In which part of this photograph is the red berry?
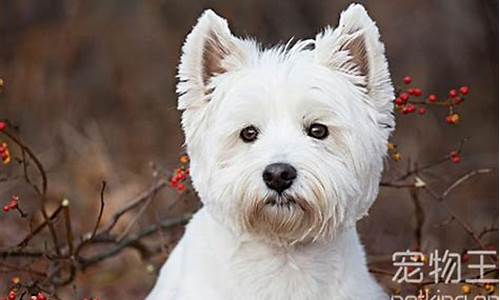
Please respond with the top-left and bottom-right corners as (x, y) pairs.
(459, 86), (469, 95)
(36, 292), (47, 300)
(8, 200), (17, 209)
(169, 178), (178, 188)
(451, 155), (461, 164)
(413, 88), (422, 97)
(452, 96), (463, 105)
(450, 151), (461, 164)
(449, 89), (458, 98)
(175, 172), (186, 181)
(445, 114), (460, 125)
(407, 88), (415, 96)
(399, 92), (410, 102)
(402, 104), (416, 114)
(428, 94), (438, 102)
(3, 205), (10, 212)
(177, 183), (185, 191)
(403, 76), (412, 85)
(8, 291), (15, 300)
(0, 122), (6, 132)
(417, 107), (426, 115)
(462, 253), (469, 263)
(394, 97), (404, 106)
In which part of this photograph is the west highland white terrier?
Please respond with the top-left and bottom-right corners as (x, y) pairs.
(147, 3), (394, 299)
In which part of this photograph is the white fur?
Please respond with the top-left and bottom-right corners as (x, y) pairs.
(147, 3), (394, 299)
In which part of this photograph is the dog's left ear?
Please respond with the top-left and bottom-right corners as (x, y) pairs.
(315, 4), (393, 126)
(177, 10), (247, 110)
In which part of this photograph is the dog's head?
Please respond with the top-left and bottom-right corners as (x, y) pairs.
(176, 4), (394, 245)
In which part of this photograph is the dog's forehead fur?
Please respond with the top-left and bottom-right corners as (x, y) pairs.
(211, 56), (374, 130)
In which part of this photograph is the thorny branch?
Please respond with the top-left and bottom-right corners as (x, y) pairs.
(3, 129), (61, 256)
(376, 152), (497, 292)
(0, 127), (192, 298)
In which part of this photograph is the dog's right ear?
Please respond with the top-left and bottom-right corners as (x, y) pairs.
(177, 10), (247, 110)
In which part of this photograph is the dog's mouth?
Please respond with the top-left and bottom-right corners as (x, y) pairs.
(242, 192), (325, 244)
(263, 193), (297, 207)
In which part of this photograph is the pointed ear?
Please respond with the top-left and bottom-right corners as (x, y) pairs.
(177, 10), (246, 110)
(315, 4), (394, 124)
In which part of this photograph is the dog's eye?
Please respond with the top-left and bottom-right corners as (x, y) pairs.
(240, 126), (259, 143)
(307, 123), (329, 140)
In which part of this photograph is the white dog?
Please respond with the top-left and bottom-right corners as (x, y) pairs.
(147, 3), (394, 299)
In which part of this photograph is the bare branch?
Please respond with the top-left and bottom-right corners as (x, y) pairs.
(90, 181), (107, 240)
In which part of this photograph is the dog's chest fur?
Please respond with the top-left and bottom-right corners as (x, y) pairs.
(229, 237), (339, 299)
(148, 209), (386, 300)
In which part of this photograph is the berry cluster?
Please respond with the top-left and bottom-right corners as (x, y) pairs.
(169, 155), (190, 192)
(460, 283), (496, 295)
(30, 293), (47, 300)
(394, 76), (469, 125)
(3, 195), (19, 213)
(0, 141), (10, 164)
(0, 122), (10, 165)
(387, 143), (401, 162)
(0, 278), (49, 300)
(1, 291), (47, 300)
(390, 76), (471, 164)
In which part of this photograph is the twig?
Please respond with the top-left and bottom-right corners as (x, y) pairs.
(90, 181), (107, 239)
(2, 129), (47, 195)
(79, 214), (191, 268)
(424, 168), (495, 263)
(410, 187), (424, 251)
(0, 249), (45, 258)
(479, 226), (499, 240)
(99, 179), (168, 235)
(441, 168), (492, 199)
(369, 267), (395, 277)
(2, 129), (61, 255)
(0, 261), (47, 277)
(116, 185), (160, 242)
(384, 138), (470, 185)
(62, 199), (74, 257)
(17, 204), (64, 248)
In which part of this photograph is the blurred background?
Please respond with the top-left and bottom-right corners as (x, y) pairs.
(0, 0), (498, 298)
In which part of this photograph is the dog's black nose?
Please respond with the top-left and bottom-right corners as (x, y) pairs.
(262, 163), (297, 193)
